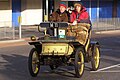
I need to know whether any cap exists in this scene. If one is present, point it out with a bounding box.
[60,2,67,8]
[74,2,82,8]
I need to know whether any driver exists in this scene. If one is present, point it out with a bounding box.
[47,2,69,36]
[50,2,68,22]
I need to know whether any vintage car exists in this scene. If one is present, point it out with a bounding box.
[28,22,100,78]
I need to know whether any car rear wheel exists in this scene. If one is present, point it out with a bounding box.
[91,45,100,71]
[75,47,85,78]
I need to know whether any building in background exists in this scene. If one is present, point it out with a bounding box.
[68,0,120,20]
[0,0,43,27]
[0,0,12,27]
[0,0,120,27]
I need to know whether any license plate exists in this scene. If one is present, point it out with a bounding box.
[58,29,65,38]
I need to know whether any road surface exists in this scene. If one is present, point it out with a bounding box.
[0,30,120,80]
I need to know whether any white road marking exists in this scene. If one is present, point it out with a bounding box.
[117,66,120,68]
[91,71,120,73]
[91,64,120,73]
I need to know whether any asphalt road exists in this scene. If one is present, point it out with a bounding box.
[0,30,120,80]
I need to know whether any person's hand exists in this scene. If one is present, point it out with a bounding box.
[67,7,72,14]
[72,20,77,25]
[67,7,70,11]
[68,23,72,25]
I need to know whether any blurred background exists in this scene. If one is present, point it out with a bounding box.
[0,0,120,40]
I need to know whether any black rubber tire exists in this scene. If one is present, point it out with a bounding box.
[75,47,85,78]
[91,45,100,71]
[28,48,40,77]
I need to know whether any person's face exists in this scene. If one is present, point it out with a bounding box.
[75,5,81,13]
[60,6,66,13]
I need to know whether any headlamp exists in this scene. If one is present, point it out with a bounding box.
[30,35,36,41]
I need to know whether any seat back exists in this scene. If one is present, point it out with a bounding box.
[40,22,68,28]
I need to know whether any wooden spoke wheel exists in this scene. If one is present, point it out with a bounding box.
[75,48,85,78]
[91,45,100,71]
[28,48,40,77]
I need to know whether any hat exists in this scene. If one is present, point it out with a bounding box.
[74,2,82,8]
[60,2,67,8]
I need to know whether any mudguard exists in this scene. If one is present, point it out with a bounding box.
[90,41,100,46]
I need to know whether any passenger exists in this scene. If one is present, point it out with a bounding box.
[67,2,91,45]
[47,2,69,36]
[70,2,91,25]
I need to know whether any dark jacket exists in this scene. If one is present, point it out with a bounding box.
[50,9,68,22]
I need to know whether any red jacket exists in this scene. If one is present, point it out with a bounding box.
[70,7,89,23]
